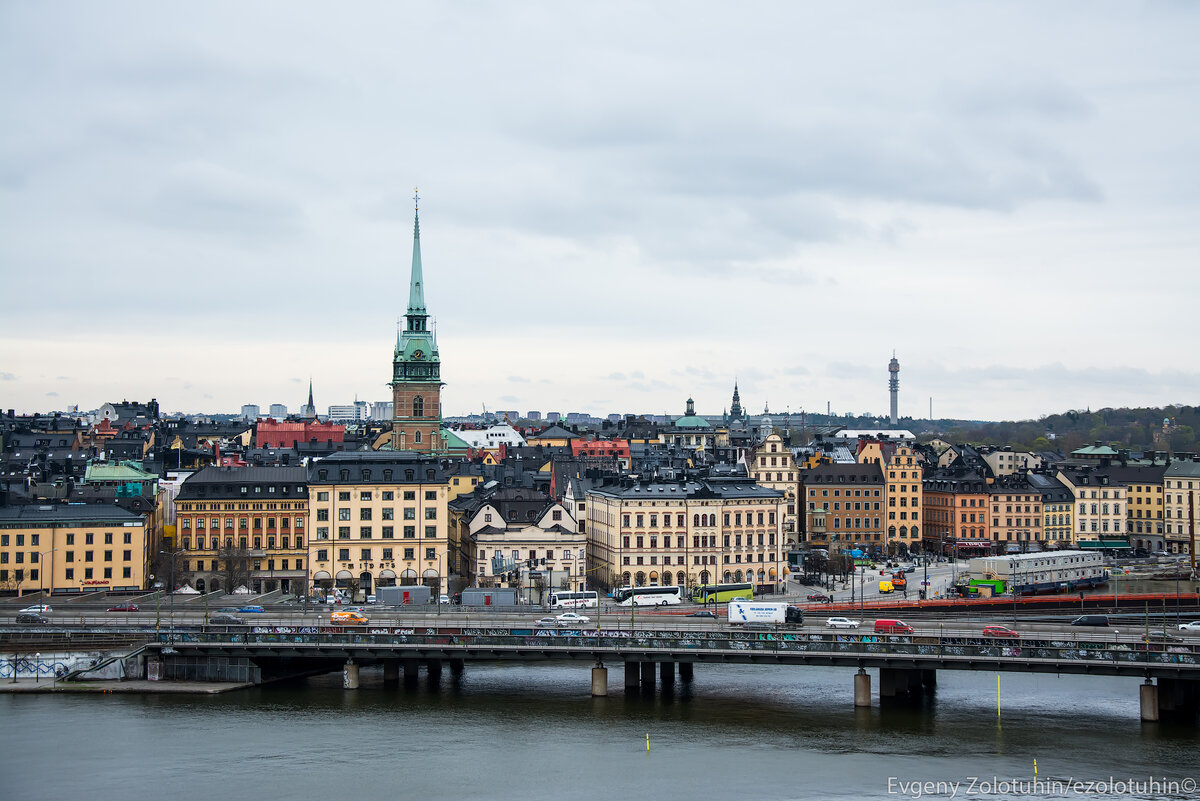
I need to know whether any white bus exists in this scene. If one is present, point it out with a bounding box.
[612,585,683,607]
[549,590,598,609]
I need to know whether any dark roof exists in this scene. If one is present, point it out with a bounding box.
[0,503,145,525]
[803,463,885,485]
[308,451,445,484]
[528,425,579,440]
[177,465,308,500]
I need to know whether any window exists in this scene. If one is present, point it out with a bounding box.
[404,548,415,560]
[404,508,416,520]
[383,548,393,560]
[413,396,424,417]
[317,491,329,501]
[65,568,74,580]
[360,526,372,538]
[404,526,416,539]
[338,548,350,561]
[317,549,328,561]
[404,491,416,501]
[104,533,113,544]
[338,491,350,502]
[360,508,372,520]
[425,490,437,501]
[382,508,394,520]
[425,548,436,560]
[424,508,437,520]
[338,527,350,539]
[424,526,436,538]
[382,526,394,539]
[360,548,371,560]
[338,509,351,521]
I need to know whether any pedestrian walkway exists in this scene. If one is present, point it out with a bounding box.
[0,678,252,694]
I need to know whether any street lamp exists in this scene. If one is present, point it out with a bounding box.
[36,548,59,599]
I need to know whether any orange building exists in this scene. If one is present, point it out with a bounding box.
[921,471,992,556]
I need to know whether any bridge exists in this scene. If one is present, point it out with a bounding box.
[133,621,1198,721]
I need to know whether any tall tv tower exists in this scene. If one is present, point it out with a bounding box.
[888,352,899,427]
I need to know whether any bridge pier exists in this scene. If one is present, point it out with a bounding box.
[854,669,871,707]
[679,662,694,682]
[403,659,419,681]
[624,662,639,690]
[342,660,359,690]
[449,659,465,677]
[383,662,399,684]
[1140,680,1159,722]
[640,660,656,687]
[591,663,608,697]
[660,661,675,684]
[879,667,928,702]
[1154,678,1200,722]
[426,659,443,680]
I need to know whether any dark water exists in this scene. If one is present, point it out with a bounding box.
[2,664,1196,800]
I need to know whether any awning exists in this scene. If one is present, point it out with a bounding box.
[312,571,331,581]
[378,569,396,579]
[1078,540,1131,549]
[335,570,353,579]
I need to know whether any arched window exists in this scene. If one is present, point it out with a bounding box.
[663,571,674,586]
[635,571,646,586]
[413,396,424,417]
[693,514,700,527]
[415,431,422,444]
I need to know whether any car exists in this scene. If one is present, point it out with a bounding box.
[1142,632,1184,644]
[19,604,52,614]
[874,619,915,634]
[439,594,451,604]
[330,610,368,625]
[904,566,916,574]
[106,603,140,612]
[216,607,240,614]
[365,595,377,605]
[687,610,718,619]
[826,617,860,629]
[16,612,50,625]
[1070,615,1109,627]
[555,612,590,625]
[237,605,265,614]
[806,592,827,601]
[208,613,244,625]
[982,625,1019,638]
[1178,621,1200,632]
[533,617,559,627]
[344,606,368,613]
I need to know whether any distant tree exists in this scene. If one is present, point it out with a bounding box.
[215,546,253,593]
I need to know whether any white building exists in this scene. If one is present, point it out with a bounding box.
[269,403,288,418]
[449,423,527,450]
[327,401,369,424]
[241,404,261,421]
[968,550,1108,593]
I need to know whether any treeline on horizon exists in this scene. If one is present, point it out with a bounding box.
[919,405,1199,455]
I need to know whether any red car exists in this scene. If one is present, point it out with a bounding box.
[807,592,827,601]
[982,625,1019,638]
[106,603,140,612]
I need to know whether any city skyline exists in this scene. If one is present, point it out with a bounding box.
[2,3,1199,420]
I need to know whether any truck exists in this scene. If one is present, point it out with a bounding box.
[377,585,432,606]
[459,587,521,608]
[727,600,803,627]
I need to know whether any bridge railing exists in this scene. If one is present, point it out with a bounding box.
[154,627,1200,669]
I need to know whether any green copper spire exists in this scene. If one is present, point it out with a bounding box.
[407,189,426,318]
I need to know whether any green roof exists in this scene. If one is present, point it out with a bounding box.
[441,428,472,450]
[84,462,156,482]
[1071,444,1119,456]
[674,415,711,429]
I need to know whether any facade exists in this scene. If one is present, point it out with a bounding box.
[749,432,801,547]
[987,475,1043,552]
[459,488,585,592]
[882,443,923,554]
[921,471,992,555]
[327,401,369,425]
[1163,460,1200,555]
[269,404,288,418]
[1028,472,1074,548]
[391,200,443,452]
[241,404,261,421]
[983,449,1043,477]
[0,504,149,595]
[307,452,451,595]
[968,550,1107,593]
[1056,468,1128,546]
[664,398,721,454]
[173,466,309,594]
[802,463,886,553]
[255,419,345,449]
[1108,464,1168,552]
[586,476,785,591]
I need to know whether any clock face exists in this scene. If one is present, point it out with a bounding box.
[412,349,424,360]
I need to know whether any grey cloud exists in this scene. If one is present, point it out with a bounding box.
[507,376,530,383]
[0,372,15,380]
[46,391,58,396]
[941,79,1095,120]
[607,372,627,381]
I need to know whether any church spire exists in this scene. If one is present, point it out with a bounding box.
[407,189,426,318]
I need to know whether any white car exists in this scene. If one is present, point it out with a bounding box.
[19,604,52,613]
[533,617,559,628]
[1178,621,1200,632]
[555,612,590,626]
[826,617,861,629]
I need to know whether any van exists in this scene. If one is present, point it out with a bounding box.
[877,580,894,594]
[874,618,914,634]
[1070,615,1109,627]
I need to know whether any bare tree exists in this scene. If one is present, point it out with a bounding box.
[215,546,253,593]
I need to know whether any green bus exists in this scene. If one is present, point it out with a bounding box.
[690,582,754,604]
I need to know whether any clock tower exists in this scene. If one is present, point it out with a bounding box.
[391,193,443,452]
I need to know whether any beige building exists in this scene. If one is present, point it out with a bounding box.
[0,504,149,596]
[749,432,801,547]
[586,476,785,592]
[1057,468,1128,545]
[308,452,451,596]
[988,477,1043,551]
[1163,460,1200,555]
[983,449,1043,477]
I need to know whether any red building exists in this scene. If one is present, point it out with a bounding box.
[570,438,631,468]
[256,419,345,449]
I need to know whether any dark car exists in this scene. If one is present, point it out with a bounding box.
[806,592,827,601]
[107,603,140,612]
[687,610,718,619]
[208,614,245,625]
[1070,615,1110,627]
[16,612,50,625]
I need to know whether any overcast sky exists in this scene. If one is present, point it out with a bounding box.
[2,2,1198,422]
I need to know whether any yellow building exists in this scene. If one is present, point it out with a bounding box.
[307,452,452,597]
[174,465,309,594]
[0,504,149,596]
[988,478,1043,551]
[586,476,785,592]
[1056,468,1128,546]
[1163,461,1200,556]
[883,443,924,555]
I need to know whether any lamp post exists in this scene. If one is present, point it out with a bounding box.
[159,549,186,641]
[36,548,59,599]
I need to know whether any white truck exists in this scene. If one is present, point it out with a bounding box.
[728,600,804,627]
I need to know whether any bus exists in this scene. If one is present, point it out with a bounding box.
[690,582,754,604]
[612,586,684,606]
[549,590,598,609]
